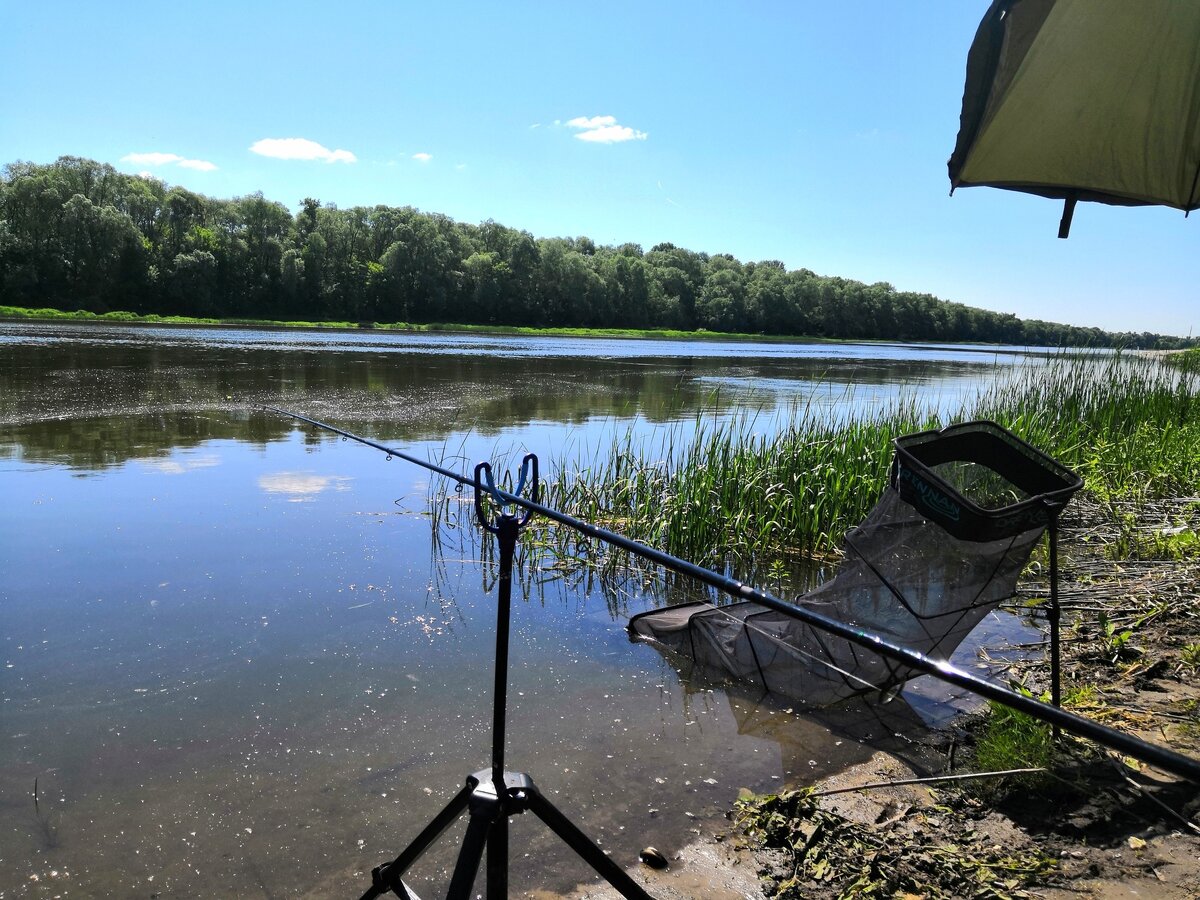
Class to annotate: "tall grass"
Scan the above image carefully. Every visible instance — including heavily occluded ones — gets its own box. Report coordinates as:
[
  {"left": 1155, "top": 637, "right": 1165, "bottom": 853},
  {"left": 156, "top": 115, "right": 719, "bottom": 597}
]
[
  {"left": 980, "top": 352, "right": 1200, "bottom": 499},
  {"left": 545, "top": 400, "right": 937, "bottom": 571},
  {"left": 543, "top": 353, "right": 1200, "bottom": 570}
]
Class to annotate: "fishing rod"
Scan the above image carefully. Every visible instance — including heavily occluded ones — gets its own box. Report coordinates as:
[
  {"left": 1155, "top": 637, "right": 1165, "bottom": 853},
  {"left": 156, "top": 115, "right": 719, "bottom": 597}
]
[{"left": 264, "top": 405, "right": 1200, "bottom": 784}]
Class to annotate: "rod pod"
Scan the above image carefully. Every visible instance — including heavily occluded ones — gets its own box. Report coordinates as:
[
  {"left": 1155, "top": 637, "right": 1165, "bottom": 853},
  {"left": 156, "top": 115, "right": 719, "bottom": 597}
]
[{"left": 358, "top": 455, "right": 653, "bottom": 900}]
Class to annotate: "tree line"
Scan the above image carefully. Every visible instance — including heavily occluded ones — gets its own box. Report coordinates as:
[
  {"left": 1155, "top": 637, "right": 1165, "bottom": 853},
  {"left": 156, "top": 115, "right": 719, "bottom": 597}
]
[{"left": 1, "top": 156, "right": 1191, "bottom": 348}]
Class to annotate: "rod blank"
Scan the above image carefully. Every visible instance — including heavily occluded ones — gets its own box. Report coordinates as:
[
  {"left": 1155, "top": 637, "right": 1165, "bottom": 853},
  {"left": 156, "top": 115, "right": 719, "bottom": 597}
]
[{"left": 263, "top": 406, "right": 1200, "bottom": 784}]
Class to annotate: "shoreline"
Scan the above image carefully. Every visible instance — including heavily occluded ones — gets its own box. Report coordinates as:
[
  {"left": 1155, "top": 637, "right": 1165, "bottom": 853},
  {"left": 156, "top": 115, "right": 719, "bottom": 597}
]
[{"left": 0, "top": 304, "right": 1090, "bottom": 354}]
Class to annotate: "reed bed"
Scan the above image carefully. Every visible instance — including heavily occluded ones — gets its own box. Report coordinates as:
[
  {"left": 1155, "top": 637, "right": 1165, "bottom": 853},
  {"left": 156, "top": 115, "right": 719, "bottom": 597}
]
[
  {"left": 544, "top": 400, "right": 935, "bottom": 572},
  {"left": 541, "top": 353, "right": 1200, "bottom": 572}
]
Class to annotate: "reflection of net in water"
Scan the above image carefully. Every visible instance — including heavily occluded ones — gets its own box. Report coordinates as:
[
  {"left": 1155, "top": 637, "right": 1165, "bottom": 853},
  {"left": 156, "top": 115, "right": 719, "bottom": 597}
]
[
  {"left": 629, "top": 421, "right": 1082, "bottom": 706},
  {"left": 671, "top": 658, "right": 938, "bottom": 782}
]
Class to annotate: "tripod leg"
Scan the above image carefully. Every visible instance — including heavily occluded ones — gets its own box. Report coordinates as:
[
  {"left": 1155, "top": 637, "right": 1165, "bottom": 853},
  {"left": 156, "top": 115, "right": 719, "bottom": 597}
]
[
  {"left": 525, "top": 790, "right": 654, "bottom": 900},
  {"left": 359, "top": 783, "right": 473, "bottom": 900},
  {"left": 445, "top": 806, "right": 493, "bottom": 900},
  {"left": 486, "top": 814, "right": 508, "bottom": 898}
]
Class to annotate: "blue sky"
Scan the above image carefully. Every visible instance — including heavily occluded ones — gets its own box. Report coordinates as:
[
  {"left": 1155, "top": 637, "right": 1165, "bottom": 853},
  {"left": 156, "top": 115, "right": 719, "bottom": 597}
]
[{"left": 2, "top": 1, "right": 1195, "bottom": 336}]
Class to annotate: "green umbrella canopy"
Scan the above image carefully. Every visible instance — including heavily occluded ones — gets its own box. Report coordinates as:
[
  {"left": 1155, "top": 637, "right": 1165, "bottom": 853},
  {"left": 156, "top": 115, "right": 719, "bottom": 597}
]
[{"left": 949, "top": 0, "right": 1200, "bottom": 237}]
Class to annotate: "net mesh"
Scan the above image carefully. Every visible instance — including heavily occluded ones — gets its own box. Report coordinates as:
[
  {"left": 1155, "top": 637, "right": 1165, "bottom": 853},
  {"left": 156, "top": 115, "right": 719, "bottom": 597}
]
[{"left": 628, "top": 421, "right": 1082, "bottom": 706}]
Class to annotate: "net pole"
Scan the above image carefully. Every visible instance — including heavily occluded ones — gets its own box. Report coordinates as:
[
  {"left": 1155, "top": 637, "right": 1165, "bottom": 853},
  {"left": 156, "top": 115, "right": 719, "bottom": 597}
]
[{"left": 1049, "top": 515, "right": 1062, "bottom": 740}]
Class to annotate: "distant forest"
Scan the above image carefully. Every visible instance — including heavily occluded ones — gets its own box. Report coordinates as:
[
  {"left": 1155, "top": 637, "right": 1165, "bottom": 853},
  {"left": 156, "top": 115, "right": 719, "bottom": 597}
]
[{"left": 1, "top": 156, "right": 1191, "bottom": 348}]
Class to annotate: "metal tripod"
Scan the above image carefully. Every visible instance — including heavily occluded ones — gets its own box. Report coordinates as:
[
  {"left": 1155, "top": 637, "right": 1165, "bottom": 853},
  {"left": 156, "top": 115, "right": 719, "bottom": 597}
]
[{"left": 358, "top": 455, "right": 654, "bottom": 900}]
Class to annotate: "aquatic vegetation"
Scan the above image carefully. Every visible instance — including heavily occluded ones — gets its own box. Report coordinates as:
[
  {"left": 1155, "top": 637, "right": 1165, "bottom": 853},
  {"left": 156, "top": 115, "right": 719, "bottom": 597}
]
[
  {"left": 1163, "top": 347, "right": 1200, "bottom": 375},
  {"left": 544, "top": 399, "right": 938, "bottom": 576},
  {"left": 543, "top": 353, "right": 1200, "bottom": 575},
  {"left": 975, "top": 352, "right": 1200, "bottom": 500}
]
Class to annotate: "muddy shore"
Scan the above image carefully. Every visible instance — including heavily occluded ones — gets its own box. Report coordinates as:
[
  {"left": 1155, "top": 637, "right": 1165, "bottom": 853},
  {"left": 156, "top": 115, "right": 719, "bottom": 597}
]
[
  {"left": 566, "top": 494, "right": 1200, "bottom": 898},
  {"left": 743, "top": 494, "right": 1200, "bottom": 899}
]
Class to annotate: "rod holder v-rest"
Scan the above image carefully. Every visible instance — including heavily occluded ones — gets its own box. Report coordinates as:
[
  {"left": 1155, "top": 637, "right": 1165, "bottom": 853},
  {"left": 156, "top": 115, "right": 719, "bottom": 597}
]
[
  {"left": 359, "top": 453, "right": 654, "bottom": 900},
  {"left": 474, "top": 453, "right": 538, "bottom": 535}
]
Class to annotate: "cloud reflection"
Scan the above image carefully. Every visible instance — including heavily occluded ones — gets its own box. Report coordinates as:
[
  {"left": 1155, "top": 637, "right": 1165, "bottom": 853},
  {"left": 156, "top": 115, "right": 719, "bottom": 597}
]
[
  {"left": 138, "top": 454, "right": 221, "bottom": 475},
  {"left": 259, "top": 471, "right": 352, "bottom": 501}
]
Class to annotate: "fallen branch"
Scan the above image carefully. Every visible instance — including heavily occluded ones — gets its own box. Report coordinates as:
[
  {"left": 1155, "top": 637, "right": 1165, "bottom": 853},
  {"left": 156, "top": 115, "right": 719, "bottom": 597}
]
[{"left": 814, "top": 767, "right": 1046, "bottom": 798}]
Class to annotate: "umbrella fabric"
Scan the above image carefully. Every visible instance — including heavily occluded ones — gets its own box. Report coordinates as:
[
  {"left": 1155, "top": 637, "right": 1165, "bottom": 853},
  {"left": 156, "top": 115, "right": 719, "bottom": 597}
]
[{"left": 949, "top": 0, "right": 1200, "bottom": 236}]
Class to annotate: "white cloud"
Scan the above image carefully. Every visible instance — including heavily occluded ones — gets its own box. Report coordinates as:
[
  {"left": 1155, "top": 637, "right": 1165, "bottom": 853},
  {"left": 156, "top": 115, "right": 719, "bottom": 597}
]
[
  {"left": 566, "top": 116, "right": 617, "bottom": 130},
  {"left": 564, "top": 115, "right": 647, "bottom": 144},
  {"left": 412, "top": 152, "right": 432, "bottom": 162},
  {"left": 123, "top": 152, "right": 183, "bottom": 166},
  {"left": 121, "top": 151, "right": 217, "bottom": 171},
  {"left": 249, "top": 138, "right": 357, "bottom": 163},
  {"left": 575, "top": 124, "right": 647, "bottom": 143}
]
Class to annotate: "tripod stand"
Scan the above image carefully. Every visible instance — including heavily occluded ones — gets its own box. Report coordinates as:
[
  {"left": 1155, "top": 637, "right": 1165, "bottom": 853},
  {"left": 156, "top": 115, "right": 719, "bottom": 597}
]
[{"left": 359, "top": 455, "right": 654, "bottom": 900}]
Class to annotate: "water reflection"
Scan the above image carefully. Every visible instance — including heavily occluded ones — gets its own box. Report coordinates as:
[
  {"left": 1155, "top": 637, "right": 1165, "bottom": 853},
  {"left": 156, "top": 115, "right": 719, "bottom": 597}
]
[
  {"left": 674, "top": 666, "right": 934, "bottom": 783},
  {"left": 0, "top": 321, "right": 1020, "bottom": 471},
  {"left": 137, "top": 452, "right": 222, "bottom": 476},
  {"left": 259, "top": 471, "right": 353, "bottom": 499}
]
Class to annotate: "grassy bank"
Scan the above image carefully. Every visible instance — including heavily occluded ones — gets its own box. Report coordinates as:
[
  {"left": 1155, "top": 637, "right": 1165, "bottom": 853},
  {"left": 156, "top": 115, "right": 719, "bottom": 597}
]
[
  {"left": 0, "top": 303, "right": 847, "bottom": 345},
  {"left": 1164, "top": 346, "right": 1200, "bottom": 374}
]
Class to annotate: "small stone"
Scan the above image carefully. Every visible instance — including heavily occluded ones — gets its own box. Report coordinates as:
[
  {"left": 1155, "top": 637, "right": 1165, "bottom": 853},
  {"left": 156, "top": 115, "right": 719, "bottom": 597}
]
[{"left": 639, "top": 847, "right": 668, "bottom": 870}]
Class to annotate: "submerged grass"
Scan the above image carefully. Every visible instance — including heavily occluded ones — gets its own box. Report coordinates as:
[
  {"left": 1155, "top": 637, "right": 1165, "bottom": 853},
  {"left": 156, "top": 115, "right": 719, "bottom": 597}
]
[{"left": 543, "top": 352, "right": 1200, "bottom": 574}]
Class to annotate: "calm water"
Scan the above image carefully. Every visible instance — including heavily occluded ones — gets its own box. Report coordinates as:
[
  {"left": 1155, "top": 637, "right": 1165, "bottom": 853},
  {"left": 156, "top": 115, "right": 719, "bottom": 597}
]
[{"left": 0, "top": 323, "right": 1040, "bottom": 897}]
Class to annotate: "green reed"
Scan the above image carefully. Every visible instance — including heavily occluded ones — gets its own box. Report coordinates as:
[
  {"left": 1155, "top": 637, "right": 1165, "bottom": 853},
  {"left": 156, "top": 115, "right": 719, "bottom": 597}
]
[
  {"left": 543, "top": 352, "right": 1200, "bottom": 570},
  {"left": 978, "top": 352, "right": 1200, "bottom": 500},
  {"left": 545, "top": 397, "right": 939, "bottom": 570}
]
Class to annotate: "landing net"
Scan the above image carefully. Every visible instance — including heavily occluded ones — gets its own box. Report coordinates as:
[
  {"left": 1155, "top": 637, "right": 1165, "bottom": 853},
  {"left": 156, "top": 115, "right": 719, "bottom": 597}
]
[{"left": 628, "top": 421, "right": 1082, "bottom": 706}]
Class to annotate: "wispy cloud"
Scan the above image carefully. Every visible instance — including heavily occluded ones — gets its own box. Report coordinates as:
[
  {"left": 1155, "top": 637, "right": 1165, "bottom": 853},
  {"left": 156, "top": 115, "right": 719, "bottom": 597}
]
[
  {"left": 123, "top": 152, "right": 182, "bottom": 166},
  {"left": 121, "top": 151, "right": 217, "bottom": 171},
  {"left": 564, "top": 115, "right": 647, "bottom": 144},
  {"left": 249, "top": 138, "right": 357, "bottom": 163},
  {"left": 657, "top": 180, "right": 681, "bottom": 208},
  {"left": 412, "top": 152, "right": 432, "bottom": 162}
]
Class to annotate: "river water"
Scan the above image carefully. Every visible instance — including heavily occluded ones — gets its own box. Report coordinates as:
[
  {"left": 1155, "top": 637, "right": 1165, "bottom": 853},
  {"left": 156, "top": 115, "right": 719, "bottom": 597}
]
[{"left": 0, "top": 322, "right": 1042, "bottom": 897}]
